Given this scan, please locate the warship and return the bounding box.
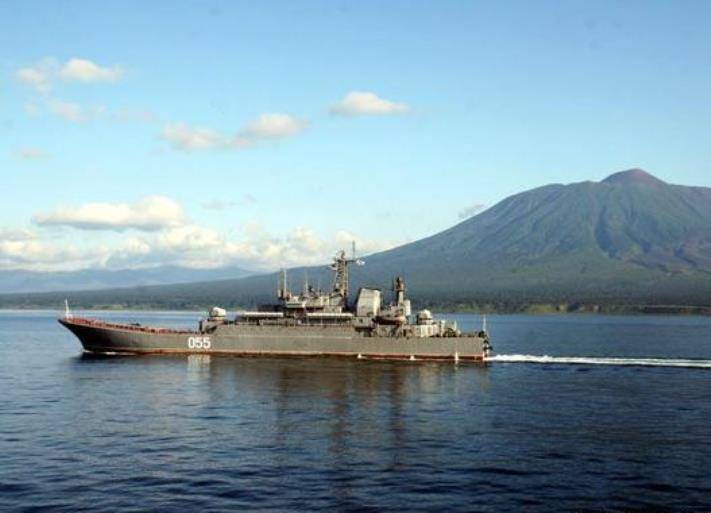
[59,249,492,361]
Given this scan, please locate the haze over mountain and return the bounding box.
[0,265,252,294]
[3,169,711,310]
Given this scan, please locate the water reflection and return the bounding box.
[68,354,497,508]
[70,355,491,462]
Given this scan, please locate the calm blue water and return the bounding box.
[2,311,711,512]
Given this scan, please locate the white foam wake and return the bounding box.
[485,354,711,369]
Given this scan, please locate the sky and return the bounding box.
[2,0,711,272]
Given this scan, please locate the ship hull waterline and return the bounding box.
[59,318,489,362]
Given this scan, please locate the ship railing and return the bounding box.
[66,316,196,334]
[232,317,353,327]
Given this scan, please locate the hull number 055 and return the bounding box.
[187,336,211,350]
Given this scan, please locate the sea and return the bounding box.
[1,310,710,512]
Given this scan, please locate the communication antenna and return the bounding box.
[64,299,72,319]
[482,314,487,333]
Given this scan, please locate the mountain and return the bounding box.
[3,169,711,310]
[361,168,711,306]
[0,265,253,294]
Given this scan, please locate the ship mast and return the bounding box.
[278,268,289,300]
[331,243,363,309]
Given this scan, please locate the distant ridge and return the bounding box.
[3,168,711,311]
[0,265,253,294]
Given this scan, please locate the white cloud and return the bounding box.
[128,224,330,270]
[0,239,104,271]
[5,194,400,271]
[30,99,137,124]
[47,99,89,123]
[103,224,230,269]
[156,224,223,252]
[202,195,256,211]
[161,122,243,151]
[16,59,151,127]
[15,147,50,160]
[0,228,36,241]
[0,239,62,266]
[217,226,330,270]
[330,91,410,116]
[15,57,123,93]
[100,223,397,272]
[458,203,487,220]
[334,230,399,256]
[33,196,186,232]
[242,113,308,139]
[162,113,307,152]
[0,221,401,272]
[0,227,104,271]
[16,67,50,90]
[59,58,123,82]
[15,58,56,94]
[286,227,327,256]
[208,225,399,271]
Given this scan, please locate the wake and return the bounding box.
[485,354,711,369]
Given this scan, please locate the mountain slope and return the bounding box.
[361,169,711,303]
[3,169,711,309]
[374,169,711,270]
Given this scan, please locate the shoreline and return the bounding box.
[2,303,710,316]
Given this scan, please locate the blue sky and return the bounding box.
[2,0,711,272]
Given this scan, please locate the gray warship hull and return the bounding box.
[59,318,489,361]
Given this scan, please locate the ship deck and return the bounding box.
[62,317,197,335]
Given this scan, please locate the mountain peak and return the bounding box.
[602,168,665,186]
